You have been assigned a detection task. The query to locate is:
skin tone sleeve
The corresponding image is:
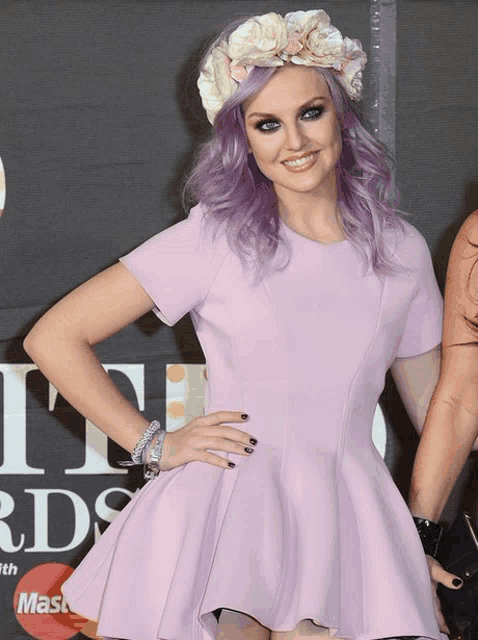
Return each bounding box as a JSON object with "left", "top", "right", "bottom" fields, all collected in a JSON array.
[{"left": 408, "top": 211, "right": 478, "bottom": 523}]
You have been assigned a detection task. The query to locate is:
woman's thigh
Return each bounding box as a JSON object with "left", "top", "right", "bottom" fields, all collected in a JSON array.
[
  {"left": 216, "top": 609, "right": 270, "bottom": 639},
  {"left": 270, "top": 619, "right": 332, "bottom": 639},
  {"left": 216, "top": 610, "right": 333, "bottom": 640}
]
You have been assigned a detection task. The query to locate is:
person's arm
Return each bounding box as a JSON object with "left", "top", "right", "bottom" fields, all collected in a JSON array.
[
  {"left": 396, "top": 213, "right": 478, "bottom": 634},
  {"left": 389, "top": 344, "right": 468, "bottom": 635},
  {"left": 390, "top": 344, "right": 441, "bottom": 435},
  {"left": 390, "top": 343, "right": 478, "bottom": 455},
  {"left": 409, "top": 212, "right": 478, "bottom": 522},
  {"left": 24, "top": 262, "right": 255, "bottom": 468},
  {"left": 408, "top": 346, "right": 478, "bottom": 522},
  {"left": 24, "top": 262, "right": 157, "bottom": 453}
]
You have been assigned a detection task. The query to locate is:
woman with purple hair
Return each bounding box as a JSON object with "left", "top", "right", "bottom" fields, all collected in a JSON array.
[{"left": 24, "top": 10, "right": 461, "bottom": 640}]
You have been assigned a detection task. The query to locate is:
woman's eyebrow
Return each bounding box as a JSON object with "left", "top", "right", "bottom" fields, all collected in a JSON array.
[{"left": 246, "top": 95, "right": 327, "bottom": 120}]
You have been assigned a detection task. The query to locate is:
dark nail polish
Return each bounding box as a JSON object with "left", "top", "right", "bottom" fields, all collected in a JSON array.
[
  {"left": 244, "top": 447, "right": 254, "bottom": 454},
  {"left": 249, "top": 438, "right": 257, "bottom": 445},
  {"left": 453, "top": 578, "right": 463, "bottom": 587},
  {"left": 241, "top": 413, "right": 248, "bottom": 420},
  {"left": 228, "top": 462, "right": 236, "bottom": 468}
]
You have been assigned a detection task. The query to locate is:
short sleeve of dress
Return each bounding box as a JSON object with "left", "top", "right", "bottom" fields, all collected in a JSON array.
[
  {"left": 119, "top": 204, "right": 222, "bottom": 327},
  {"left": 395, "top": 224, "right": 443, "bottom": 358}
]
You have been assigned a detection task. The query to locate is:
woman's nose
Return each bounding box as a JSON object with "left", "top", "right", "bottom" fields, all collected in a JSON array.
[{"left": 284, "top": 122, "right": 307, "bottom": 150}]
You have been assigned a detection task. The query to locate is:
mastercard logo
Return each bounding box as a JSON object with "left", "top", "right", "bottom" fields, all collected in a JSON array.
[{"left": 13, "top": 563, "right": 100, "bottom": 640}]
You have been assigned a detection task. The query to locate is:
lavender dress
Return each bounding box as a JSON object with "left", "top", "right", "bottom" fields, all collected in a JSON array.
[{"left": 62, "top": 204, "right": 446, "bottom": 640}]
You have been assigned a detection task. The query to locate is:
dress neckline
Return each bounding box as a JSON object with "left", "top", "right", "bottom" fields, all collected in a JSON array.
[{"left": 280, "top": 218, "right": 350, "bottom": 248}]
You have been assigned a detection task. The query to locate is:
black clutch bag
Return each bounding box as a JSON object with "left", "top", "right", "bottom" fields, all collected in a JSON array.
[{"left": 436, "top": 511, "right": 478, "bottom": 640}]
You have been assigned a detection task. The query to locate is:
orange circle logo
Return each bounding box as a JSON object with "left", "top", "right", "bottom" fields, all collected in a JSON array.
[{"left": 13, "top": 563, "right": 99, "bottom": 640}]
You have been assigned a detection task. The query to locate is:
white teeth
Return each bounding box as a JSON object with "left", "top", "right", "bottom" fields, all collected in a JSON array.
[{"left": 283, "top": 153, "right": 315, "bottom": 167}]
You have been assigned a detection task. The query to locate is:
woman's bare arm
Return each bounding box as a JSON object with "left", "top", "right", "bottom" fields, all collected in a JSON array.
[
  {"left": 24, "top": 262, "right": 255, "bottom": 468},
  {"left": 401, "top": 216, "right": 478, "bottom": 634},
  {"left": 390, "top": 345, "right": 441, "bottom": 435},
  {"left": 389, "top": 217, "right": 478, "bottom": 634},
  {"left": 409, "top": 346, "right": 478, "bottom": 522},
  {"left": 409, "top": 212, "right": 478, "bottom": 522},
  {"left": 24, "top": 262, "right": 157, "bottom": 453}
]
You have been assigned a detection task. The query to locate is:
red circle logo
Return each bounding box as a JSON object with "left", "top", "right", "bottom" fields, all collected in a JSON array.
[{"left": 13, "top": 563, "right": 99, "bottom": 640}]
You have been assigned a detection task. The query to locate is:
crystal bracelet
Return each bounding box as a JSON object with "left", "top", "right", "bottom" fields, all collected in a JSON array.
[
  {"left": 413, "top": 516, "right": 443, "bottom": 558},
  {"left": 118, "top": 420, "right": 161, "bottom": 468}
]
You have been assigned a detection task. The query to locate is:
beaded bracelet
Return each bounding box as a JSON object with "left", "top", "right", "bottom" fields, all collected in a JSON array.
[
  {"left": 118, "top": 420, "right": 161, "bottom": 468},
  {"left": 413, "top": 516, "right": 443, "bottom": 558}
]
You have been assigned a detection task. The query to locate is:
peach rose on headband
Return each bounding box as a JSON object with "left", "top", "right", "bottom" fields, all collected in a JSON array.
[
  {"left": 284, "top": 10, "right": 344, "bottom": 70},
  {"left": 228, "top": 13, "right": 288, "bottom": 67}
]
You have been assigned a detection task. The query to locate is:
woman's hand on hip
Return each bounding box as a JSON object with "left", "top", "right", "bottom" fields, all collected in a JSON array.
[
  {"left": 426, "top": 554, "right": 463, "bottom": 635},
  {"left": 159, "top": 410, "right": 256, "bottom": 471}
]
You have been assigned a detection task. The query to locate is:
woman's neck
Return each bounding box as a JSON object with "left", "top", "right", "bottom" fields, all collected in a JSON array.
[{"left": 276, "top": 188, "right": 344, "bottom": 244}]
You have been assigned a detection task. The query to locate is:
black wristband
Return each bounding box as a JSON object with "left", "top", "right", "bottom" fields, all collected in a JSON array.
[{"left": 413, "top": 516, "right": 443, "bottom": 558}]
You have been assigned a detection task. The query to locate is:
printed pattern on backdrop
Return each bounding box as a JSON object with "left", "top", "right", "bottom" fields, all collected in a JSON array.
[{"left": 1, "top": 362, "right": 143, "bottom": 640}]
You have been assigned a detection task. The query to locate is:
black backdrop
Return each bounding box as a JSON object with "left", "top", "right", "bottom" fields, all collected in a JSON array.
[{"left": 0, "top": 1, "right": 477, "bottom": 639}]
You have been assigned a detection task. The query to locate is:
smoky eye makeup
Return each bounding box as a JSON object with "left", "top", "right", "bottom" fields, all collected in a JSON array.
[
  {"left": 254, "top": 118, "right": 280, "bottom": 133},
  {"left": 301, "top": 104, "right": 325, "bottom": 119},
  {"left": 252, "top": 103, "right": 326, "bottom": 133}
]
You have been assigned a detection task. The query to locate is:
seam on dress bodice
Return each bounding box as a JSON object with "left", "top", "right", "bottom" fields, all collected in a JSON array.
[{"left": 335, "top": 274, "right": 386, "bottom": 631}]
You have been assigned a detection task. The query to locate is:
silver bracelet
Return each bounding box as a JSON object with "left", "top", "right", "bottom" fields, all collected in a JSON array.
[
  {"left": 144, "top": 430, "right": 166, "bottom": 480},
  {"left": 118, "top": 420, "right": 161, "bottom": 467}
]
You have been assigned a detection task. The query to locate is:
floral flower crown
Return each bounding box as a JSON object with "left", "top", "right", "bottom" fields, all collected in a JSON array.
[{"left": 197, "top": 10, "right": 367, "bottom": 125}]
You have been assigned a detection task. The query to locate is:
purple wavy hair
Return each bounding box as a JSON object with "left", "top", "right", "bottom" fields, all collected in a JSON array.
[{"left": 184, "top": 63, "right": 405, "bottom": 280}]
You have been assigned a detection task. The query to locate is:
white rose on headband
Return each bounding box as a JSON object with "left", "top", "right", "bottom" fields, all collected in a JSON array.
[
  {"left": 284, "top": 9, "right": 331, "bottom": 41},
  {"left": 197, "top": 9, "right": 368, "bottom": 125},
  {"left": 285, "top": 10, "right": 344, "bottom": 70},
  {"left": 197, "top": 43, "right": 236, "bottom": 126},
  {"left": 228, "top": 13, "right": 288, "bottom": 67},
  {"left": 340, "top": 37, "right": 367, "bottom": 101}
]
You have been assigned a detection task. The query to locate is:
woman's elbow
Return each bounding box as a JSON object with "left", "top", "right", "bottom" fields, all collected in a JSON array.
[
  {"left": 23, "top": 332, "right": 34, "bottom": 357},
  {"left": 24, "top": 314, "right": 71, "bottom": 361},
  {"left": 24, "top": 320, "right": 51, "bottom": 361}
]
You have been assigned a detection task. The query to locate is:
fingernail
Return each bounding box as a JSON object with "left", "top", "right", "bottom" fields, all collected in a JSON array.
[
  {"left": 453, "top": 578, "right": 463, "bottom": 587},
  {"left": 244, "top": 447, "right": 254, "bottom": 454},
  {"left": 241, "top": 413, "right": 248, "bottom": 420},
  {"left": 228, "top": 462, "right": 235, "bottom": 468},
  {"left": 249, "top": 438, "right": 257, "bottom": 445}
]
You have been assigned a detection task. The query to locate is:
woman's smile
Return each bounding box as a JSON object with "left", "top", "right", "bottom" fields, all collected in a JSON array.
[{"left": 281, "top": 151, "right": 319, "bottom": 172}]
